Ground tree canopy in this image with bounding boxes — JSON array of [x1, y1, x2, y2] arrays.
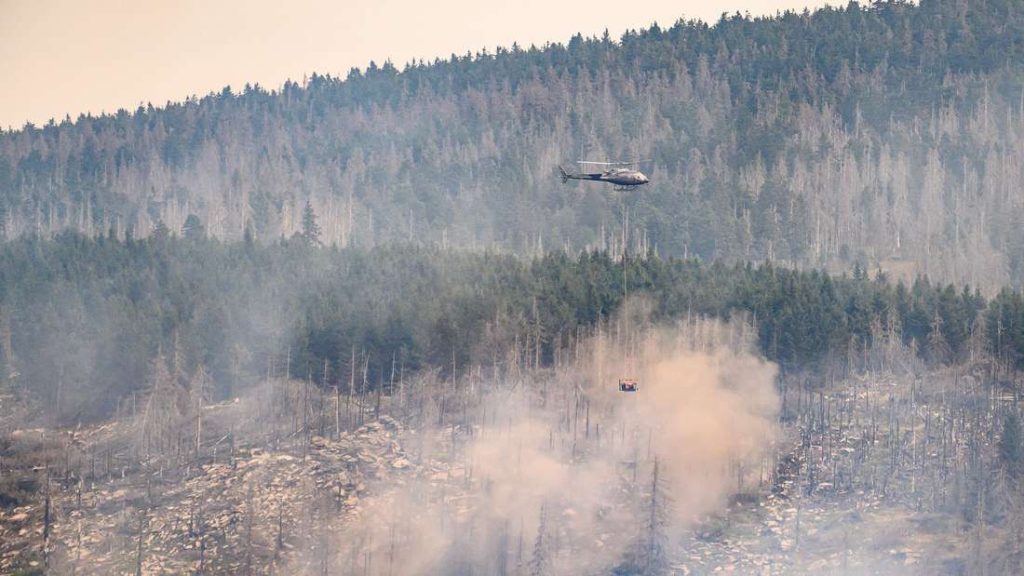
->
[[2, 0, 1024, 287]]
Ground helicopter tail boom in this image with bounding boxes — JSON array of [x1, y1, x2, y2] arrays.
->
[[559, 166, 604, 183]]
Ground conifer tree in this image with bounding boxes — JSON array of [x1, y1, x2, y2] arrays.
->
[[302, 200, 321, 247], [182, 214, 205, 241], [529, 503, 548, 576], [1001, 412, 1024, 479], [638, 458, 671, 575]]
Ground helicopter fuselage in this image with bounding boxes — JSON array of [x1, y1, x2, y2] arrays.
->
[[560, 166, 649, 188]]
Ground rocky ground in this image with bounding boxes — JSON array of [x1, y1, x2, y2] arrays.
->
[[0, 369, 1007, 574], [673, 477, 970, 575], [1, 410, 420, 575]]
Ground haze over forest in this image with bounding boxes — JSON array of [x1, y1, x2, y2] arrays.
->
[[4, 1, 1024, 574], [3, 0, 1024, 289]]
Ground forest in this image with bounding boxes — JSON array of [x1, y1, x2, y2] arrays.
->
[[2, 0, 1024, 288], [0, 227, 1011, 424], [2, 230, 1024, 573], [6, 0, 1024, 573]]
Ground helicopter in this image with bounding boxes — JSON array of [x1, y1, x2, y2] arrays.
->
[[559, 161, 649, 191], [562, 158, 647, 393]]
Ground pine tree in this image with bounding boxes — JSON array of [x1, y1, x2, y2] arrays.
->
[[151, 220, 171, 243], [639, 458, 671, 575], [1001, 412, 1024, 479], [302, 200, 321, 247], [529, 503, 548, 576], [243, 223, 255, 246], [132, 352, 189, 460], [182, 214, 205, 240], [927, 312, 951, 365], [616, 458, 673, 575]]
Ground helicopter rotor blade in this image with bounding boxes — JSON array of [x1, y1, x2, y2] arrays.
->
[[576, 159, 650, 166]]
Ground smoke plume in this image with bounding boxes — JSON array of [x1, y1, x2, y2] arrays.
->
[[306, 307, 781, 574]]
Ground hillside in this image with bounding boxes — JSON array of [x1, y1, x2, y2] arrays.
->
[[3, 314, 1023, 575], [3, 0, 1024, 288], [1, 233, 1014, 423]]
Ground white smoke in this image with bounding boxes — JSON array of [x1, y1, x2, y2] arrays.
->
[[304, 310, 781, 574]]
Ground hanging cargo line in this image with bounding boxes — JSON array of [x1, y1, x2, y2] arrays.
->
[[619, 204, 640, 394]]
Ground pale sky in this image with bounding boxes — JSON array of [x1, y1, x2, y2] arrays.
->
[[0, 0, 838, 129]]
